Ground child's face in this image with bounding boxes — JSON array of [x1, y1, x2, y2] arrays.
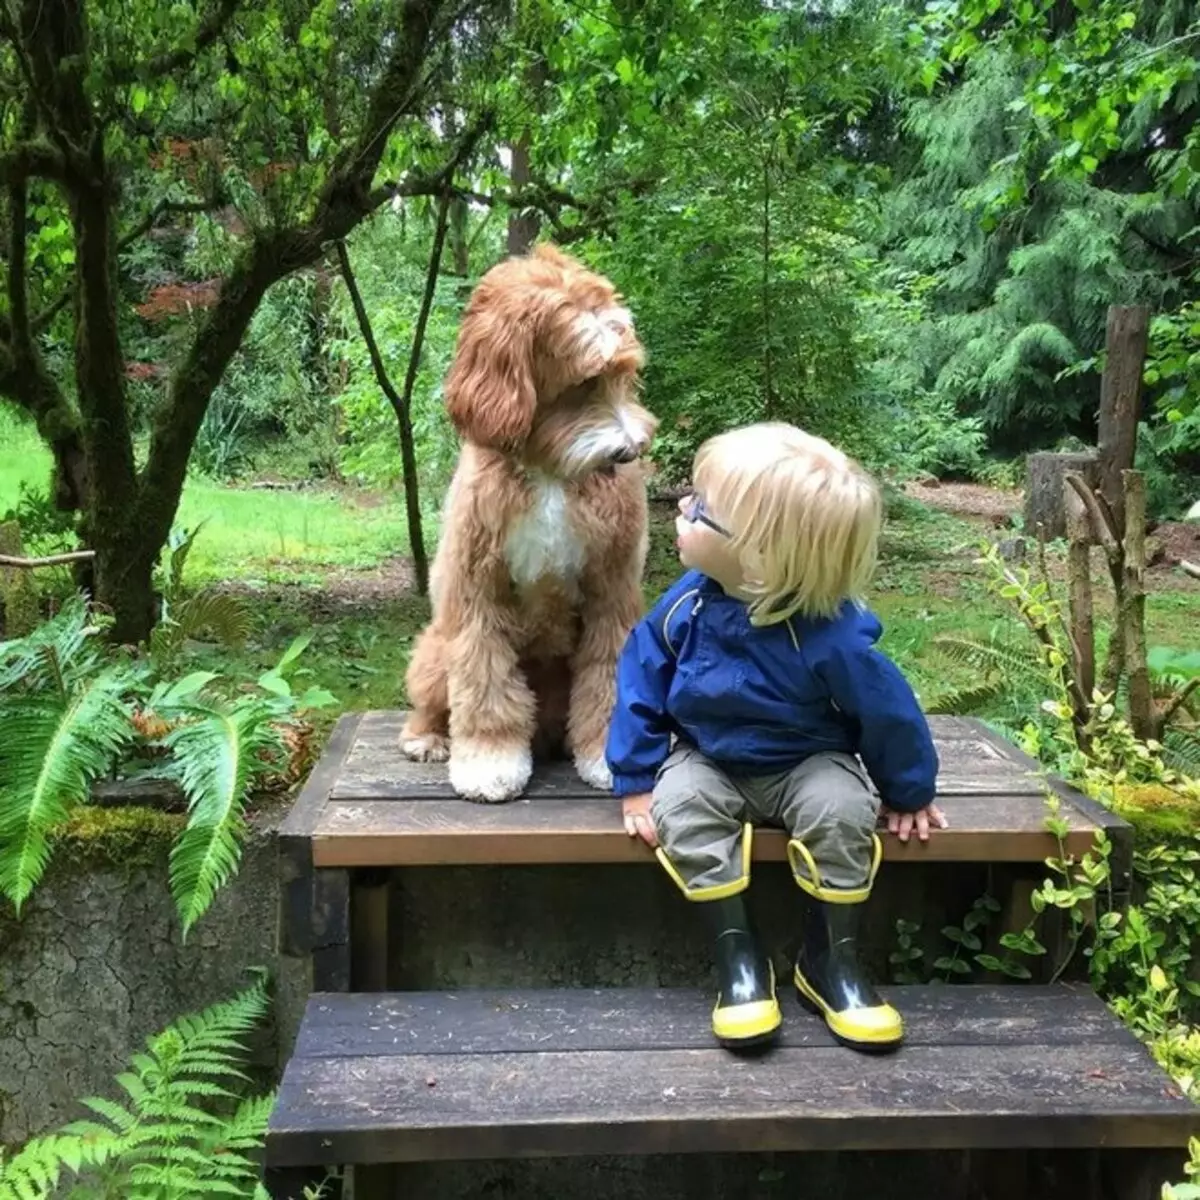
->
[[676, 491, 744, 590]]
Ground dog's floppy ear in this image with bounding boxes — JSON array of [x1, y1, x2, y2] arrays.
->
[[444, 305, 537, 450]]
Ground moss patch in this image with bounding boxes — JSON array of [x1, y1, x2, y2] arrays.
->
[[51, 805, 185, 871], [1111, 783, 1200, 842]]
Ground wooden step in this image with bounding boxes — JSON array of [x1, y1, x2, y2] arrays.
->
[[283, 712, 1127, 869], [265, 984, 1198, 1168]]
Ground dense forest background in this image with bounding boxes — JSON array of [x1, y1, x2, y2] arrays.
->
[[3, 0, 1197, 635]]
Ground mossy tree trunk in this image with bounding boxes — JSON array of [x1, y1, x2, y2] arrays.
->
[[0, 0, 492, 643]]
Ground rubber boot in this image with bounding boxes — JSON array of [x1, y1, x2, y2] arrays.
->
[[699, 893, 782, 1049], [789, 833, 903, 1052]]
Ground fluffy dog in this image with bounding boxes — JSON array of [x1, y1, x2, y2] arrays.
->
[[400, 244, 658, 803]]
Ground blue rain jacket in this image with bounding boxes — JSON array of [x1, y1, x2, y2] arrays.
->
[[605, 570, 939, 811]]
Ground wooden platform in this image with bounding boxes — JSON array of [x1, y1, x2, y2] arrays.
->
[[265, 984, 1198, 1168], [283, 711, 1127, 869]]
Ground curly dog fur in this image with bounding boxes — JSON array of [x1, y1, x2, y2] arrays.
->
[[400, 244, 658, 802]]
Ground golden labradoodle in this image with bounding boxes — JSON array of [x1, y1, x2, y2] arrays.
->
[[400, 244, 658, 802]]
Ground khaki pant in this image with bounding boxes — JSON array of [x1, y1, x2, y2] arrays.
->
[[651, 742, 880, 894]]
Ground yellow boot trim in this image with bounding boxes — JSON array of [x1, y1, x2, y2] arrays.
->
[[794, 965, 903, 1047], [655, 824, 753, 901], [713, 961, 782, 1044], [787, 833, 883, 904]]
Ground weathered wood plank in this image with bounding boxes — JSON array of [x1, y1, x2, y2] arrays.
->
[[266, 1041, 1197, 1166], [964, 717, 1134, 893], [310, 792, 1100, 867], [332, 711, 1048, 801], [291, 985, 1139, 1059], [278, 712, 362, 958]]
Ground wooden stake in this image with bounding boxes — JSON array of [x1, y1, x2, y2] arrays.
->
[[1097, 305, 1149, 537]]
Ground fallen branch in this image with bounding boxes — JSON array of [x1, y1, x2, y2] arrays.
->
[[1182, 560, 1200, 580], [0, 549, 96, 568]]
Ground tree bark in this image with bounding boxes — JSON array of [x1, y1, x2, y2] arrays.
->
[[1064, 478, 1095, 720], [1097, 305, 1149, 538], [1120, 470, 1153, 741], [507, 137, 539, 255], [1025, 450, 1099, 541]]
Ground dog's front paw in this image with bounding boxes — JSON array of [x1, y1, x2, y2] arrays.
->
[[400, 731, 450, 763], [449, 741, 533, 803], [574, 754, 613, 792]]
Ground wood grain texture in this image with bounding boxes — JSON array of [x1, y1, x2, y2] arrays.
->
[[284, 711, 1120, 869], [291, 985, 1138, 1058], [278, 712, 362, 958], [331, 712, 1044, 800], [310, 792, 1101, 867], [265, 985, 1198, 1166]]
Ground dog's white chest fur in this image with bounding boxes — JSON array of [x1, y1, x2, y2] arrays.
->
[[505, 479, 586, 587]]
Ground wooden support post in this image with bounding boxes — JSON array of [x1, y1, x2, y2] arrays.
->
[[351, 867, 392, 992], [1025, 451, 1099, 542], [1064, 476, 1096, 709], [1121, 470, 1154, 740], [1096, 304, 1150, 538]]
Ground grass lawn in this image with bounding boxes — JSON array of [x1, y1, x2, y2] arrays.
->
[[0, 410, 52, 514], [174, 480, 418, 585], [3, 413, 1197, 736]]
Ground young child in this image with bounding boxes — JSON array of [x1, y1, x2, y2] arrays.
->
[[604, 422, 944, 1053]]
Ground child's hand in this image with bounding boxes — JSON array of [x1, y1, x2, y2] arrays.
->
[[881, 802, 948, 844], [622, 792, 659, 847]]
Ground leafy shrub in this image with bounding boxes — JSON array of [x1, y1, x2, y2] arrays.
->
[[0, 588, 335, 934]]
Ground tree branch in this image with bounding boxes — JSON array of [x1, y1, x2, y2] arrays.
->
[[137, 0, 472, 551], [0, 549, 95, 568], [110, 0, 242, 84], [0, 140, 69, 185], [1159, 678, 1200, 730], [7, 175, 31, 357], [365, 114, 491, 213]]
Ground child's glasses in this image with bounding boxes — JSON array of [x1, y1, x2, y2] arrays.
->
[[683, 493, 731, 537]]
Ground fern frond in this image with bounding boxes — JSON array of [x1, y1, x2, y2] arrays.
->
[[0, 593, 100, 695], [1162, 728, 1200, 776], [930, 633, 1046, 684], [0, 668, 132, 910], [0, 1131, 113, 1200], [212, 1092, 277, 1149], [150, 590, 253, 665], [923, 676, 1012, 715], [163, 700, 283, 935]]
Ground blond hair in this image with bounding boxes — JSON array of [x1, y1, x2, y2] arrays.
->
[[692, 422, 882, 624]]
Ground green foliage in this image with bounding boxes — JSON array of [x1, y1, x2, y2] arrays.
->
[[0, 973, 275, 1200], [0, 584, 335, 933], [325, 216, 468, 494], [0, 598, 133, 909]]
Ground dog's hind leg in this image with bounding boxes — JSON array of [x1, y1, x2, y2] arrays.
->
[[399, 626, 451, 762]]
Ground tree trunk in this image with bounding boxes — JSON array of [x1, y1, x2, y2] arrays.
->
[[1096, 305, 1149, 539], [1121, 470, 1153, 741], [1025, 450, 1099, 541], [1064, 479, 1095, 715], [507, 137, 539, 255], [92, 522, 159, 646]]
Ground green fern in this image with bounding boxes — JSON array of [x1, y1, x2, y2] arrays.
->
[[0, 598, 134, 912], [929, 632, 1046, 685], [0, 972, 274, 1200], [149, 592, 252, 669], [161, 698, 284, 938], [1163, 728, 1200, 776]]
